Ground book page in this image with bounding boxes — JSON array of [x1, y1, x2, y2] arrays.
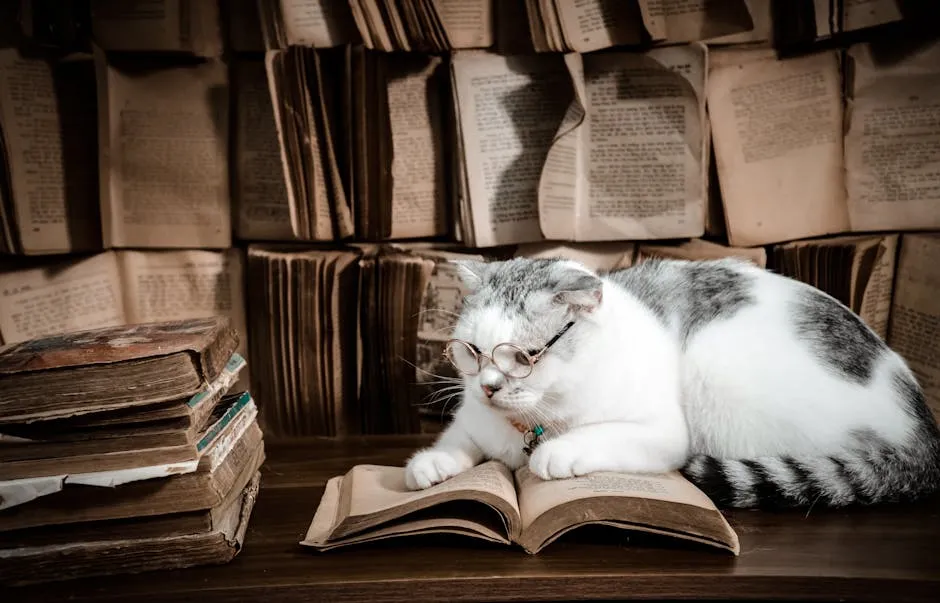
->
[[636, 238, 767, 267], [845, 40, 940, 232], [553, 0, 644, 53], [641, 0, 753, 43], [856, 234, 898, 340], [813, 0, 902, 38], [450, 52, 571, 247], [279, 0, 358, 47], [708, 49, 850, 246], [99, 57, 230, 249], [888, 234, 940, 420], [515, 466, 716, 530], [434, 0, 493, 49], [342, 462, 517, 518], [90, 0, 223, 56], [576, 45, 707, 241], [0, 252, 125, 343], [387, 55, 448, 239], [538, 52, 586, 241], [233, 60, 293, 241], [0, 50, 100, 254]]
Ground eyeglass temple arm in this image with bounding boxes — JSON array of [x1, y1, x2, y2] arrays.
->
[[533, 321, 575, 361]]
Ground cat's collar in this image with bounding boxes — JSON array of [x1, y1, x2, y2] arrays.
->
[[509, 419, 546, 455]]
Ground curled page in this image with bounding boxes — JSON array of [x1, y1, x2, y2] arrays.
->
[[540, 44, 707, 241], [538, 53, 585, 241], [450, 51, 570, 247]]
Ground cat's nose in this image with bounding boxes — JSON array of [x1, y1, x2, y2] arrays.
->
[[481, 383, 501, 398]]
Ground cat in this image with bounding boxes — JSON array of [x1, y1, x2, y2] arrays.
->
[[403, 256, 940, 509]]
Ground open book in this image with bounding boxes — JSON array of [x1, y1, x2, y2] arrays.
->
[[539, 44, 708, 242], [0, 48, 100, 255], [522, 0, 754, 53], [95, 51, 230, 249], [708, 37, 940, 246], [887, 233, 940, 421], [302, 460, 739, 555]]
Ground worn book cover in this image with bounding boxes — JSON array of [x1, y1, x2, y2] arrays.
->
[[0, 472, 261, 586], [0, 316, 239, 424]]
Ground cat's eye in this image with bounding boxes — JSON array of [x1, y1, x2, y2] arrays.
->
[[514, 351, 530, 365]]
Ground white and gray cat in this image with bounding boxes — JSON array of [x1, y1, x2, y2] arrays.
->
[[404, 256, 940, 509]]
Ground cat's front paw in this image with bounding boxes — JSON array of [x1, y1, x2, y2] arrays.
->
[[405, 449, 472, 490], [528, 438, 593, 480]]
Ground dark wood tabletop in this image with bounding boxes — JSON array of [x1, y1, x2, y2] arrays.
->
[[5, 435, 940, 603]]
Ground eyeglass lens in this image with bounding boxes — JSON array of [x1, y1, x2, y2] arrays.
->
[[445, 341, 533, 379]]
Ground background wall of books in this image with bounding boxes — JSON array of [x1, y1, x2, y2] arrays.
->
[[1, 0, 939, 437]]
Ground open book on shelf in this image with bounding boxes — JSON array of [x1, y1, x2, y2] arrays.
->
[[707, 37, 940, 246], [302, 460, 739, 555]]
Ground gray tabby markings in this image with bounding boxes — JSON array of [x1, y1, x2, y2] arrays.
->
[[608, 259, 756, 345], [791, 288, 884, 385]]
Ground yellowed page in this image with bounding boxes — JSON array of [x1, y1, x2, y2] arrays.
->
[[857, 234, 898, 340], [708, 49, 850, 246], [707, 0, 771, 45], [279, 0, 357, 46], [99, 57, 230, 248], [515, 466, 717, 530], [0, 50, 100, 254], [433, 0, 493, 49], [641, 0, 753, 43], [116, 248, 250, 387], [233, 60, 294, 241], [387, 55, 447, 239], [450, 51, 570, 247], [888, 234, 940, 420], [845, 40, 940, 233], [0, 252, 125, 343], [576, 44, 707, 240], [90, 0, 222, 56], [538, 53, 585, 241], [553, 0, 644, 53], [301, 475, 509, 549], [636, 238, 767, 267], [514, 241, 637, 271], [813, 0, 902, 38], [344, 462, 518, 517]]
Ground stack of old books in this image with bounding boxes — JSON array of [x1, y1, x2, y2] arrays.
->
[[0, 316, 265, 586]]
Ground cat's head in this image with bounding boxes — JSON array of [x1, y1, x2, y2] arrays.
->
[[446, 257, 603, 420]]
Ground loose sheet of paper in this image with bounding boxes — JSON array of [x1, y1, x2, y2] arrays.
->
[[845, 40, 940, 232]]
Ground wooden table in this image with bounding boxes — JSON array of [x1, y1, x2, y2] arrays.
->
[[6, 435, 940, 602]]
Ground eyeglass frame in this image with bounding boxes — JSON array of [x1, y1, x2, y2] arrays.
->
[[442, 321, 575, 380]]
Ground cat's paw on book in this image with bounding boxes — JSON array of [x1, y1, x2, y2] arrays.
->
[[405, 449, 475, 490], [528, 438, 588, 480]]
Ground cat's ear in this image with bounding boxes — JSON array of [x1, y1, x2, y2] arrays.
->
[[451, 259, 487, 291], [553, 271, 603, 314]]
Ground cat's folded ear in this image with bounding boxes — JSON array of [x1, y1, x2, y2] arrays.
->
[[451, 259, 487, 291], [553, 269, 603, 314]]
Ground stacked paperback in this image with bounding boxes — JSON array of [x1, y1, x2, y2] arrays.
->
[[0, 316, 265, 585]]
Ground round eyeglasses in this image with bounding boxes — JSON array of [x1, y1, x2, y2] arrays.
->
[[442, 321, 575, 380]]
